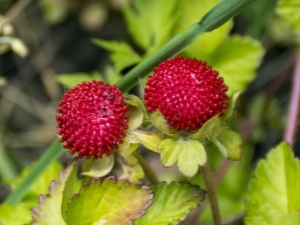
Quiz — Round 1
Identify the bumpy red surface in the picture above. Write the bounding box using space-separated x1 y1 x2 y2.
56 81 129 158
145 56 229 131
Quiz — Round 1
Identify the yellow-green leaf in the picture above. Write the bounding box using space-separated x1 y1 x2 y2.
66 178 154 225
134 182 205 225
32 161 77 225
277 0 300 32
245 142 300 225
210 36 264 96
0 204 31 225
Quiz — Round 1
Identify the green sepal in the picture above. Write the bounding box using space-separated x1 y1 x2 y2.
189 115 223 140
150 111 179 138
134 182 206 225
0 204 32 225
245 142 300 225
212 130 242 160
125 95 147 131
223 91 242 120
66 177 154 225
132 130 163 152
32 161 78 225
82 155 115 178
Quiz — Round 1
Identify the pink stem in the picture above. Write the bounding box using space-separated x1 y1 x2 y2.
284 55 300 147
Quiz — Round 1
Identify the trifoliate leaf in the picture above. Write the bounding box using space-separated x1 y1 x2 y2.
56 72 102 89
277 0 300 32
0 204 31 225
245 142 300 225
212 130 242 160
134 182 205 225
210 36 264 96
66 177 154 225
189 116 222 140
177 139 206 178
175 0 232 60
82 155 115 178
92 39 141 73
123 0 178 53
32 161 78 225
6 161 63 207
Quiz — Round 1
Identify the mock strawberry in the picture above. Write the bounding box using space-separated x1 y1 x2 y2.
145 56 229 132
56 81 129 158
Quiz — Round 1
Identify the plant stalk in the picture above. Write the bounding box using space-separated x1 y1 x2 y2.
284 55 300 147
134 152 159 185
201 164 222 225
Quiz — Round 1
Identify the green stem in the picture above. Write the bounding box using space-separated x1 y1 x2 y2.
201 164 221 225
0 144 18 180
116 0 255 92
4 140 65 205
134 152 159 185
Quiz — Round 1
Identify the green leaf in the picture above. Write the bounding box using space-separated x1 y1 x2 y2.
0 204 32 225
134 182 205 225
212 130 242 160
6 161 63 207
56 72 102 89
210 36 264 96
92 39 141 73
245 142 300 225
277 0 300 32
82 155 115 178
66 177 154 225
175 0 232 60
32 161 78 225
123 0 178 53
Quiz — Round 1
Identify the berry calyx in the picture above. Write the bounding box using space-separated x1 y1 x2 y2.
56 81 129 158
144 56 229 132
